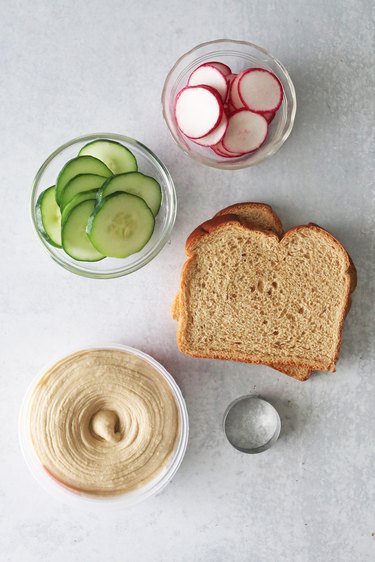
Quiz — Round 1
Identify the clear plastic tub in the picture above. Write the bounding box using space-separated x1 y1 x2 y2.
19 344 189 509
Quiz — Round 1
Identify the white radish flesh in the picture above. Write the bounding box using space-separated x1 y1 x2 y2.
238 68 283 112
175 86 223 139
207 61 232 76
193 113 228 146
188 64 228 101
222 110 268 153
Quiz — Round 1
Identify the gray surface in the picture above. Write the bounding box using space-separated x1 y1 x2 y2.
1 0 374 561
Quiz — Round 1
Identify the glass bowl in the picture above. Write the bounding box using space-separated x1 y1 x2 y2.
19 343 189 509
30 133 177 278
162 39 296 170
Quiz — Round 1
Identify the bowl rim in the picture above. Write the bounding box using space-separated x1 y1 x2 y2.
18 342 189 509
161 38 297 170
30 133 177 279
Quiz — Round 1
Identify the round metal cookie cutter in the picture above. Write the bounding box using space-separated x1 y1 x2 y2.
223 395 281 454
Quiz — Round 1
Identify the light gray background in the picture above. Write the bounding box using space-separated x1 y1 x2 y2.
1 1 374 561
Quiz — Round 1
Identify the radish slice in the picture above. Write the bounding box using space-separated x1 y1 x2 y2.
206 61 232 76
211 146 235 158
214 140 244 156
237 68 283 113
212 140 244 158
226 73 237 86
175 85 223 139
188 64 228 101
193 113 228 146
225 73 237 102
263 110 276 123
229 74 245 109
212 147 236 158
226 101 237 115
222 109 268 153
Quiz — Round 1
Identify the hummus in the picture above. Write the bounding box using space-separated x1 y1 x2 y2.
28 348 180 496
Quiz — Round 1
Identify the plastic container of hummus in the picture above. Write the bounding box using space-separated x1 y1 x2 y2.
19 344 189 508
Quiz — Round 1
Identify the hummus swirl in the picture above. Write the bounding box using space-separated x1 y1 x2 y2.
28 349 180 496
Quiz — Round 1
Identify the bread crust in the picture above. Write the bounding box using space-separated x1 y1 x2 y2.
308 222 357 292
215 202 284 237
177 216 354 374
171 293 180 321
185 214 245 253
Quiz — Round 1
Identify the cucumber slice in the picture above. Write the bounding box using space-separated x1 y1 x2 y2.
97 173 162 216
87 192 155 258
35 186 62 247
61 190 99 225
56 156 112 206
60 173 107 209
62 200 105 262
79 140 138 174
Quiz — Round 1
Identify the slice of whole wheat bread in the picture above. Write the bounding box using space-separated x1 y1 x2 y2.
175 214 354 373
212 207 355 378
172 203 312 380
215 204 312 380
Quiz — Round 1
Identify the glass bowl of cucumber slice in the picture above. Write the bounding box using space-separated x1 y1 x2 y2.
162 39 296 170
31 133 176 278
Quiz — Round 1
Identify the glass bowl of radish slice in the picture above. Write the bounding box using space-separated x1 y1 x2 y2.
162 39 296 169
30 133 176 278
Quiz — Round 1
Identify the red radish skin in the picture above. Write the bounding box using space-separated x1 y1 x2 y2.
263 110 276 123
206 61 232 76
175 85 223 139
188 64 228 101
192 113 228 147
237 68 283 113
222 109 268 154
